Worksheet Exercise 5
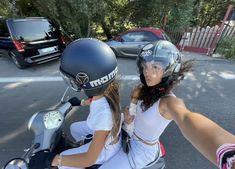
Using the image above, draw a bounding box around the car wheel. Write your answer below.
[10,52,28,69]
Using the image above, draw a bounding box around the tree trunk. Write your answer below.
[101,19,112,40]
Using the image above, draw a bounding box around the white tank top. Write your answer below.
[134,94,173,143]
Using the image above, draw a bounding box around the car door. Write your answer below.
[0,20,12,57]
[116,31,158,58]
[114,31,142,57]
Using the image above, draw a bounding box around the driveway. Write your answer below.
[0,52,235,169]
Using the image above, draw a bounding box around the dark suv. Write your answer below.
[0,17,66,69]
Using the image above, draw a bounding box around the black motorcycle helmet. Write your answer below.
[60,38,118,97]
[137,40,181,87]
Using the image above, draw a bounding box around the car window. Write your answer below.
[142,31,159,41]
[121,32,138,42]
[121,31,159,42]
[10,19,61,42]
[0,20,10,37]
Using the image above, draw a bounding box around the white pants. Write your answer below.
[59,121,121,169]
[59,121,93,169]
[59,142,91,169]
[70,121,93,142]
[99,148,132,169]
[100,138,159,169]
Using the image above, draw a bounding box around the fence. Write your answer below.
[221,22,235,38]
[166,24,235,55]
[164,5,235,55]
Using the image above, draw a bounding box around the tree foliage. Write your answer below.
[0,0,234,40]
[217,36,235,59]
[128,0,194,30]
[0,0,18,17]
[192,0,235,27]
[12,0,131,39]
[16,0,97,39]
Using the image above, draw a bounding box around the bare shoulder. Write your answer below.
[161,96,184,108]
[160,96,188,119]
[165,96,185,106]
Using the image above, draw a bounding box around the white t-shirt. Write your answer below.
[62,97,121,165]
[87,97,118,145]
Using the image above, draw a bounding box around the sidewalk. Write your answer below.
[181,51,235,63]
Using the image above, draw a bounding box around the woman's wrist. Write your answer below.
[57,154,63,167]
[52,154,62,167]
[131,97,138,104]
[81,99,91,106]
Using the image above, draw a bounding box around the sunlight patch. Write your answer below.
[219,72,235,79]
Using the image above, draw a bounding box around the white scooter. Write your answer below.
[2,87,166,169]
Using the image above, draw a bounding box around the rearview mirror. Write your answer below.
[3,158,28,169]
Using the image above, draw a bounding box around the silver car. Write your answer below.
[106,27,170,58]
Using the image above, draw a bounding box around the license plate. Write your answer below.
[39,46,57,53]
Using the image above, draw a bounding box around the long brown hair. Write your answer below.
[139,60,194,111]
[104,80,121,138]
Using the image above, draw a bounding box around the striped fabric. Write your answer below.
[216,143,235,169]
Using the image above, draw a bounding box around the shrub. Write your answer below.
[216,36,235,59]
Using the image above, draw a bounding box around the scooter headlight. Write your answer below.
[43,111,64,129]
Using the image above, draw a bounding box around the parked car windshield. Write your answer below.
[121,31,160,42]
[11,19,60,42]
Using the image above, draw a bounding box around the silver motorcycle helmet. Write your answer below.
[60,38,118,97]
[137,40,182,86]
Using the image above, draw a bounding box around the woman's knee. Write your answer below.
[70,121,87,137]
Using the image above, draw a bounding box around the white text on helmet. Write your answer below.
[89,67,118,87]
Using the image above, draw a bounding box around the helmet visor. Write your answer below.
[60,70,81,92]
[138,41,180,73]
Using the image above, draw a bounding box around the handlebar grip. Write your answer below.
[68,97,81,106]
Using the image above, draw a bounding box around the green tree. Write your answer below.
[166,0,194,30]
[15,0,95,39]
[94,0,131,39]
[0,0,18,17]
[127,0,194,30]
[4,0,234,41]
[192,0,235,27]
[15,0,130,40]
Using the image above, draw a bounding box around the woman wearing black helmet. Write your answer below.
[51,38,122,168]
[100,40,235,169]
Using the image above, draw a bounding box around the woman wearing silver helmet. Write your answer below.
[100,40,235,169]
[51,38,122,168]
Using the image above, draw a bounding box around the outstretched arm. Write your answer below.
[166,97,235,167]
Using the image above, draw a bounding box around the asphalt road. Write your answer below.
[0,52,235,169]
